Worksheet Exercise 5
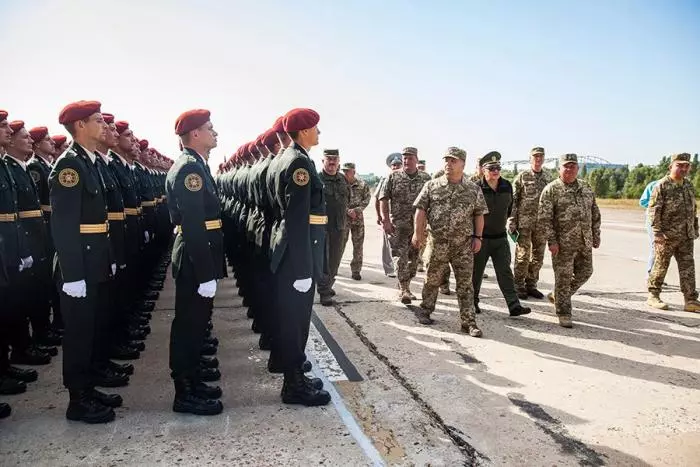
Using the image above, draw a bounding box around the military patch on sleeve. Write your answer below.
[184,173,203,192]
[58,168,79,188]
[30,170,41,184]
[293,168,309,186]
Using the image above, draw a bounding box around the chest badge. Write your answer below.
[184,173,203,192]
[293,168,309,186]
[58,168,79,188]
[30,170,41,184]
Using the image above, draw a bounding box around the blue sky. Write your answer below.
[1,0,698,174]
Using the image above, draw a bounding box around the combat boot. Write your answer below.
[527,287,545,299]
[0,402,10,419]
[558,315,573,328]
[399,289,412,304]
[281,369,331,407]
[684,300,700,313]
[415,308,434,325]
[547,292,556,305]
[200,343,217,356]
[646,295,669,310]
[0,377,26,395]
[194,382,222,399]
[7,366,38,383]
[320,294,334,307]
[172,379,223,415]
[197,367,221,382]
[439,284,451,295]
[351,272,361,281]
[460,323,482,338]
[66,389,115,424]
[516,288,528,300]
[259,333,272,351]
[106,360,134,376]
[200,356,219,369]
[11,347,51,365]
[304,375,324,390]
[93,367,129,388]
[91,388,123,408]
[509,305,532,317]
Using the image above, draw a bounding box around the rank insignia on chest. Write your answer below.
[184,173,203,192]
[293,168,309,186]
[58,168,79,187]
[30,170,41,184]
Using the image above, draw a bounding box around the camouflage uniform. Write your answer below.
[647,162,699,308]
[538,158,601,318]
[413,150,488,328]
[378,154,431,292]
[510,162,552,293]
[341,170,371,277]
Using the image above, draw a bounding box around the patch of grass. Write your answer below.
[596,199,644,209]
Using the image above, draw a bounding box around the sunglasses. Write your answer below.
[486,166,501,172]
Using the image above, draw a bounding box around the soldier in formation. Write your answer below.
[646,153,700,313]
[341,162,371,280]
[379,147,432,303]
[412,147,487,336]
[508,147,552,299]
[538,153,601,328]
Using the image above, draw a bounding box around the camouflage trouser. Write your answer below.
[513,228,546,290]
[552,246,593,316]
[341,222,365,275]
[420,236,476,326]
[388,225,419,288]
[417,243,426,268]
[648,239,698,301]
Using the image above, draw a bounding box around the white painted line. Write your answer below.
[306,323,348,382]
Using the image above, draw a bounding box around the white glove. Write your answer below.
[18,256,34,272]
[144,231,150,244]
[119,264,127,270]
[111,263,117,276]
[197,280,217,298]
[63,280,87,298]
[293,278,312,293]
[506,219,516,234]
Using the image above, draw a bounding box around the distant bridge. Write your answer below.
[502,155,627,171]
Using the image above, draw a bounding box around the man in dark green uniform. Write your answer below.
[317,149,349,306]
[472,151,531,317]
[51,100,120,424]
[166,109,224,416]
[269,108,330,406]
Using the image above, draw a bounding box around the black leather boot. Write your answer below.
[172,379,223,415]
[197,367,221,382]
[93,367,130,388]
[110,345,140,361]
[258,333,272,351]
[0,377,26,395]
[11,347,51,365]
[0,402,11,419]
[203,336,218,347]
[91,388,123,408]
[66,389,115,423]
[106,360,134,376]
[194,382,222,399]
[281,369,331,406]
[200,343,217,356]
[7,366,38,383]
[199,356,219,369]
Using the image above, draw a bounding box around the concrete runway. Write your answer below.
[1,206,699,466]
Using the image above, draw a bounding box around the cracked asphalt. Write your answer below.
[1,206,699,466]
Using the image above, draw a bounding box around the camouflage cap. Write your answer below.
[418,159,426,165]
[671,152,691,164]
[386,152,403,167]
[530,146,545,156]
[443,147,466,161]
[323,149,339,157]
[342,162,356,170]
[559,153,578,165]
[479,151,501,167]
[401,146,418,157]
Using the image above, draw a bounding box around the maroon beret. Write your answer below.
[247,142,257,155]
[262,129,278,149]
[282,108,319,132]
[51,135,67,146]
[58,100,101,125]
[9,120,25,133]
[0,110,7,122]
[272,116,285,133]
[174,109,210,136]
[139,139,149,150]
[29,126,49,142]
[115,121,129,134]
[255,133,266,147]
[102,113,115,124]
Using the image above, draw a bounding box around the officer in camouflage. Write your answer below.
[508,146,552,299]
[646,153,700,313]
[538,153,601,328]
[341,162,371,281]
[412,147,487,336]
[379,147,432,303]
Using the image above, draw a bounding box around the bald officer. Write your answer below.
[166,109,224,416]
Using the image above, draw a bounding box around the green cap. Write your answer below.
[418,159,426,165]
[342,162,356,170]
[671,153,691,163]
[559,153,578,165]
[401,146,418,157]
[443,147,466,161]
[530,146,545,156]
[479,151,501,167]
[323,149,339,157]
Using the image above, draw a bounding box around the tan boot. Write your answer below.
[439,285,451,295]
[399,289,412,304]
[684,300,700,313]
[646,295,669,310]
[461,323,482,337]
[547,292,556,304]
[558,315,573,328]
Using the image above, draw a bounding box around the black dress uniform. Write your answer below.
[5,155,53,362]
[269,142,330,406]
[50,142,116,423]
[166,147,224,415]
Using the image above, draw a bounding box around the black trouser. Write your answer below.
[473,237,521,312]
[107,269,130,349]
[0,286,10,374]
[252,249,274,335]
[268,256,314,373]
[61,282,110,390]
[26,268,51,340]
[169,273,213,381]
